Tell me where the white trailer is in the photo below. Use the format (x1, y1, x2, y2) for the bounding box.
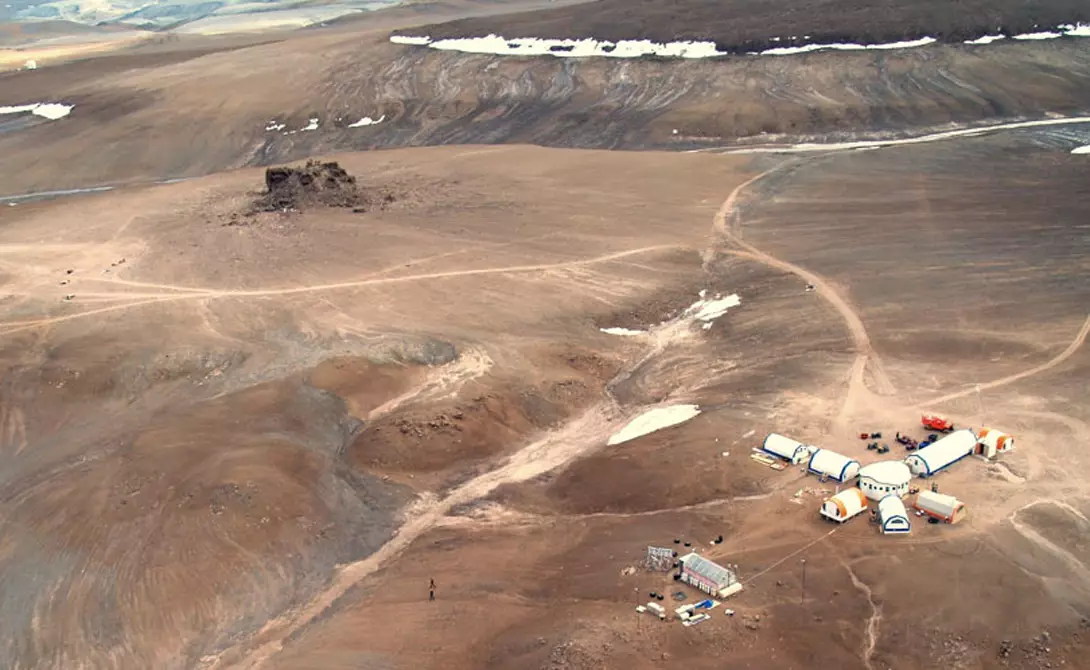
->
(914, 490, 967, 524)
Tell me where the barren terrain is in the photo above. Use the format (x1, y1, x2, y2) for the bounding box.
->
(1, 1, 1090, 669)
(410, 0, 1090, 49)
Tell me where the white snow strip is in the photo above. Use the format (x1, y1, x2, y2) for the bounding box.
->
(964, 34, 1005, 45)
(1072, 145, 1090, 154)
(600, 327, 646, 336)
(1013, 31, 1062, 40)
(724, 116, 1090, 154)
(347, 114, 386, 128)
(759, 36, 935, 56)
(1063, 23, 1090, 37)
(300, 118, 319, 132)
(0, 102, 73, 120)
(608, 405, 701, 445)
(265, 121, 286, 131)
(392, 22, 1090, 60)
(390, 35, 431, 45)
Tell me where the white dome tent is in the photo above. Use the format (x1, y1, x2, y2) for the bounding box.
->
(760, 433, 816, 464)
(807, 449, 861, 483)
(904, 428, 977, 477)
(878, 495, 911, 534)
(820, 487, 868, 523)
(857, 461, 912, 501)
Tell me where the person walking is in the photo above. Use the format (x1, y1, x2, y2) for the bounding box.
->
(429, 578, 436, 601)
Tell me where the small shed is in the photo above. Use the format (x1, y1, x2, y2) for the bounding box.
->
(878, 495, 911, 534)
(914, 490, 967, 524)
(977, 428, 1015, 459)
(808, 449, 861, 483)
(820, 487, 868, 523)
(858, 461, 912, 501)
(904, 428, 977, 477)
(761, 433, 815, 464)
(679, 553, 739, 597)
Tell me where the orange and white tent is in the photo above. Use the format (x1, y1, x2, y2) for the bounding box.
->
(819, 487, 868, 523)
(977, 428, 1015, 458)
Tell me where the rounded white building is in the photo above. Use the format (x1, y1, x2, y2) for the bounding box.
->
(977, 428, 1015, 458)
(761, 433, 815, 464)
(807, 449, 861, 483)
(857, 461, 912, 501)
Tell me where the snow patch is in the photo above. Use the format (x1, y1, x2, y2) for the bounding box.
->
(348, 114, 386, 128)
(964, 34, 1005, 45)
(390, 35, 431, 45)
(300, 118, 319, 132)
(759, 36, 935, 56)
(608, 405, 701, 445)
(1013, 31, 1062, 40)
(265, 120, 286, 131)
(1063, 23, 1090, 37)
(0, 102, 73, 120)
(1072, 145, 1090, 154)
(682, 292, 742, 324)
(600, 327, 646, 336)
(24, 60, 37, 70)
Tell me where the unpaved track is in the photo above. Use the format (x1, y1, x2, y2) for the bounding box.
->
(703, 115, 1090, 155)
(713, 163, 897, 397)
(0, 245, 682, 337)
(917, 314, 1090, 408)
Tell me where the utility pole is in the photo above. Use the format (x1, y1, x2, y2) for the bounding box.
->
(800, 558, 807, 604)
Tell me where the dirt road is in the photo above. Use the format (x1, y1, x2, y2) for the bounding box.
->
(712, 162, 898, 398)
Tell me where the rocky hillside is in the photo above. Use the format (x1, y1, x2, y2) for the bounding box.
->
(4, 26, 1090, 194)
(405, 0, 1090, 51)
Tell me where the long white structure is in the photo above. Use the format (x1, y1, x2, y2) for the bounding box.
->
(858, 461, 912, 501)
(977, 428, 1015, 458)
(904, 428, 977, 477)
(761, 433, 815, 464)
(807, 449, 861, 483)
(878, 495, 911, 534)
(820, 487, 868, 523)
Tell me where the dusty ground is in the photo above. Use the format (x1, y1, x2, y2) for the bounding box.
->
(1, 2, 1090, 668)
(0, 120, 1088, 670)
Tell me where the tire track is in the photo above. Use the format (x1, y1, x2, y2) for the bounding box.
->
(713, 163, 897, 397)
(0, 245, 682, 338)
(917, 314, 1090, 408)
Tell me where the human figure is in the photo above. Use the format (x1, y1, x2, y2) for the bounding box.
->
(429, 578, 436, 601)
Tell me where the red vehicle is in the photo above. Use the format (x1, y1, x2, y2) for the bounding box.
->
(921, 414, 955, 433)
